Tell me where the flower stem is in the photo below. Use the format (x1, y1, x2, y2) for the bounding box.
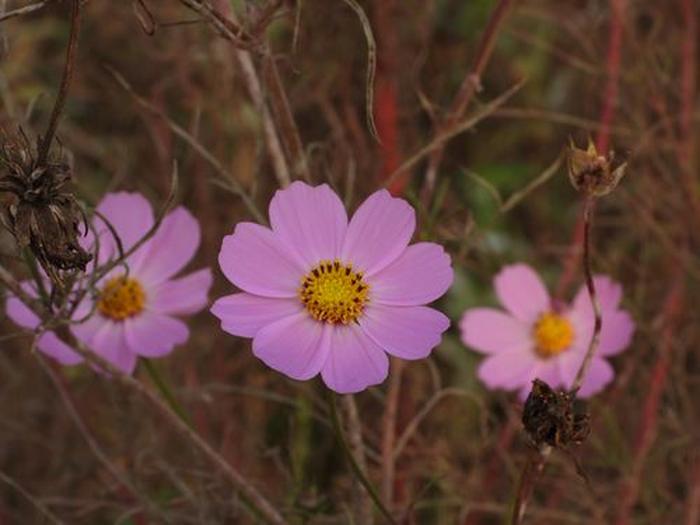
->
(327, 392, 396, 524)
(570, 197, 602, 393)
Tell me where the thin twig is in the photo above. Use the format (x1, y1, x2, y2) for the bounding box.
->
(0, 0, 50, 23)
(328, 392, 396, 524)
(340, 0, 379, 141)
(500, 154, 564, 213)
(422, 0, 516, 200)
(0, 265, 287, 525)
(35, 352, 168, 523)
(104, 66, 266, 223)
(340, 395, 374, 525)
(510, 446, 552, 525)
(383, 80, 524, 190)
(37, 0, 81, 165)
(0, 469, 64, 524)
(380, 359, 403, 507)
(212, 0, 292, 188)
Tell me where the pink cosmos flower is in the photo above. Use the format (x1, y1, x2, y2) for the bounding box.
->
(5, 192, 212, 374)
(460, 263, 635, 399)
(211, 181, 453, 394)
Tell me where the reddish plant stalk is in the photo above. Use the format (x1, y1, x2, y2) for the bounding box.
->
(373, 0, 403, 193)
(614, 277, 684, 525)
(421, 0, 515, 202)
(555, 0, 626, 300)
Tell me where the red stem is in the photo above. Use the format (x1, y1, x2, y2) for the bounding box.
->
(555, 0, 626, 299)
(373, 0, 403, 193)
(614, 278, 684, 525)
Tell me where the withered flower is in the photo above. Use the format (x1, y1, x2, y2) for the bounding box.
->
(0, 129, 92, 284)
(567, 137, 627, 197)
(522, 379, 591, 448)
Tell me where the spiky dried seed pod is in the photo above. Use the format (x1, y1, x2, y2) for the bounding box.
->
(567, 137, 628, 197)
(0, 129, 92, 283)
(522, 379, 591, 448)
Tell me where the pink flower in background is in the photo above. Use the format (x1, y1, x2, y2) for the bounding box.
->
(211, 181, 453, 394)
(6, 192, 212, 374)
(460, 264, 634, 399)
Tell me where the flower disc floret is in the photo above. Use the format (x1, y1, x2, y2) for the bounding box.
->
(98, 276, 146, 321)
(299, 259, 369, 324)
(533, 312, 574, 357)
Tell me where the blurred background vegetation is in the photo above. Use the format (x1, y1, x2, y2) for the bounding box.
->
(0, 0, 698, 523)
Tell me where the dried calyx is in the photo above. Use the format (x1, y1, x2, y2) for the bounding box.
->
(567, 137, 627, 197)
(0, 129, 92, 283)
(522, 379, 591, 449)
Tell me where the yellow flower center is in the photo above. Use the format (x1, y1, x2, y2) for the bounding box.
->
(98, 276, 146, 321)
(533, 312, 574, 358)
(299, 259, 369, 324)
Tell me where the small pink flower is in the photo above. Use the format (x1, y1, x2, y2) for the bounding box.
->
(6, 192, 212, 374)
(211, 181, 453, 393)
(460, 263, 635, 399)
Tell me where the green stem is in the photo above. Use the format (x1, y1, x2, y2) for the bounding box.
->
(327, 392, 396, 524)
(142, 360, 192, 429)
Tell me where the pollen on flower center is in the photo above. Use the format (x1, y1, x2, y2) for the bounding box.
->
(98, 276, 146, 321)
(299, 259, 369, 324)
(533, 312, 574, 357)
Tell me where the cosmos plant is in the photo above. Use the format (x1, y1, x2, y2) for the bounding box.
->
(5, 192, 212, 373)
(211, 181, 454, 393)
(460, 263, 635, 399)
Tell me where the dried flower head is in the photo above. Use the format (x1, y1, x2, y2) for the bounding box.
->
(0, 129, 92, 283)
(522, 379, 591, 448)
(567, 137, 627, 197)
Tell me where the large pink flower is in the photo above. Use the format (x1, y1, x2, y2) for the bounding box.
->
(460, 264, 635, 399)
(211, 181, 453, 393)
(5, 192, 212, 374)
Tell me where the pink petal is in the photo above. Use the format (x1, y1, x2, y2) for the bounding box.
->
(252, 312, 331, 380)
(218, 222, 304, 298)
(477, 349, 539, 391)
(124, 312, 189, 358)
(598, 310, 635, 356)
(71, 314, 105, 347)
(132, 207, 202, 284)
(269, 182, 348, 267)
(576, 358, 614, 397)
(359, 304, 449, 360)
(494, 264, 550, 323)
(368, 242, 453, 306)
(459, 308, 532, 355)
(6, 288, 40, 329)
(340, 190, 416, 276)
(567, 309, 635, 358)
(89, 322, 138, 375)
(149, 269, 213, 316)
(94, 192, 154, 255)
(559, 348, 615, 397)
(573, 275, 623, 313)
(5, 285, 82, 365)
(36, 332, 83, 365)
(517, 359, 564, 400)
(321, 324, 389, 393)
(211, 293, 302, 337)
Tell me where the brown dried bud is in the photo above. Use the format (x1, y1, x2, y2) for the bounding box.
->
(0, 130, 92, 283)
(522, 379, 590, 448)
(567, 137, 627, 197)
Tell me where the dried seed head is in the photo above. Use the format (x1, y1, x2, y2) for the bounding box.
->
(522, 379, 591, 448)
(567, 137, 627, 197)
(0, 129, 92, 283)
